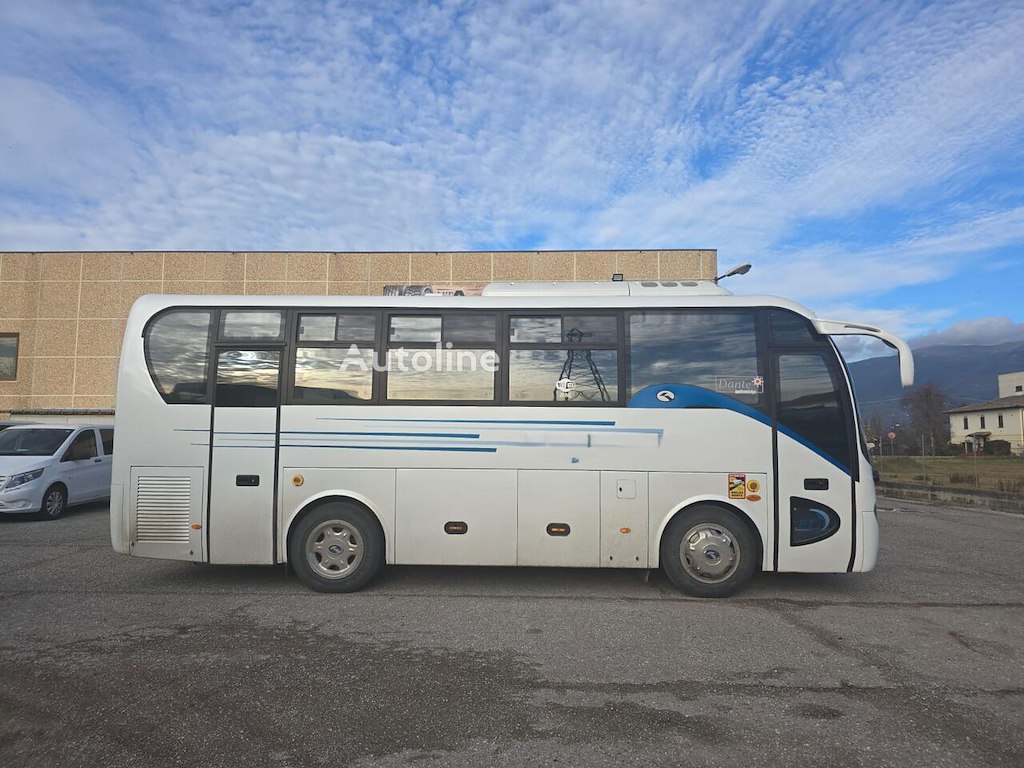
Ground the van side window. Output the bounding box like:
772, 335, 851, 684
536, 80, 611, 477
100, 429, 114, 455
64, 430, 98, 461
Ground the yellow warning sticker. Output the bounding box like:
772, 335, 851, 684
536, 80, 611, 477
728, 473, 747, 499
746, 478, 760, 494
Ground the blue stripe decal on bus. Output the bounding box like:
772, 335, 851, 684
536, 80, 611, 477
281, 430, 481, 439
280, 444, 497, 453
629, 384, 850, 475
317, 417, 618, 427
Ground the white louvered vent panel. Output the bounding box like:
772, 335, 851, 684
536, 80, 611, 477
135, 476, 192, 543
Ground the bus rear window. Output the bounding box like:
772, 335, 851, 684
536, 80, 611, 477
145, 311, 212, 404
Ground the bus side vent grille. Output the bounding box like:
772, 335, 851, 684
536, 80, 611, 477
135, 476, 192, 543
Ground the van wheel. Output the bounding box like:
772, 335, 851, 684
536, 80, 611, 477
289, 503, 384, 592
660, 505, 757, 598
39, 485, 68, 520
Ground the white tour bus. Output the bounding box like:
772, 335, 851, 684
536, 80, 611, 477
110, 279, 913, 597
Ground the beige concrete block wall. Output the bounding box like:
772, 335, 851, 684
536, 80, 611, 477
0, 249, 715, 415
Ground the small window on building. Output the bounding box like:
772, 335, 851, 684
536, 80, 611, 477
1017, 385, 1022, 392
980, 416, 986, 429
998, 414, 1004, 429
0, 333, 18, 381
963, 417, 969, 430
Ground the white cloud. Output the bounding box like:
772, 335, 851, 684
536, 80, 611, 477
910, 317, 1024, 349
0, 0, 1022, 343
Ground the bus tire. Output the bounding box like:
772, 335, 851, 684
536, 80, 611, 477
289, 502, 384, 593
660, 505, 757, 598
37, 484, 68, 520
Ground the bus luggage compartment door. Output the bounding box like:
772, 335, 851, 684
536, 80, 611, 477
599, 472, 649, 568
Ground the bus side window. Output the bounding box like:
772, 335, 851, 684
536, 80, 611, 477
769, 309, 817, 345
145, 310, 213, 404
385, 313, 498, 402
293, 312, 378, 403
776, 353, 852, 469
507, 315, 620, 403
216, 350, 281, 407
629, 310, 764, 409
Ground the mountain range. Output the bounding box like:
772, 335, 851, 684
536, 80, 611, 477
846, 339, 1024, 425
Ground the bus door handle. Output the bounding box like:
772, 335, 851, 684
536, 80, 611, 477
236, 475, 260, 487
803, 478, 829, 491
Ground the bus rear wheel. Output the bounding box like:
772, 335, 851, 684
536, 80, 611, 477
660, 505, 757, 598
289, 503, 384, 593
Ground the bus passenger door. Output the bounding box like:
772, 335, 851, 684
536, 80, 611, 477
208, 349, 281, 565
774, 352, 855, 572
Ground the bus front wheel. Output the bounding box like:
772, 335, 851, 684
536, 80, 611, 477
289, 502, 384, 592
660, 505, 757, 598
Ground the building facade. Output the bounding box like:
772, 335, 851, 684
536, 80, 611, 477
0, 249, 716, 417
947, 370, 1024, 455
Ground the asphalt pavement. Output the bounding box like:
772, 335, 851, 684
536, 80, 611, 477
1, 499, 1022, 767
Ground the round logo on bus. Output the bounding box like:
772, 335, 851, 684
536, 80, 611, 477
656, 390, 675, 402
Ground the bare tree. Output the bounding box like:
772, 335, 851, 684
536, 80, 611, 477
901, 383, 951, 456
863, 410, 884, 452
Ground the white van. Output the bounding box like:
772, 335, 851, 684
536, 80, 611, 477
0, 425, 114, 520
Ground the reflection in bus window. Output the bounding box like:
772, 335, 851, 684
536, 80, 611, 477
294, 348, 374, 402
510, 315, 617, 345
389, 316, 441, 343
336, 314, 377, 342
510, 317, 561, 344
298, 315, 336, 342
508, 349, 618, 402
146, 311, 212, 404
777, 353, 851, 468
770, 309, 817, 345
444, 313, 497, 344
629, 311, 761, 405
386, 349, 495, 401
221, 311, 284, 340
215, 350, 280, 407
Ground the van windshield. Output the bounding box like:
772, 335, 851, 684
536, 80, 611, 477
0, 429, 73, 456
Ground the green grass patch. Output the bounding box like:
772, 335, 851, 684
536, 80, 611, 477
875, 455, 1024, 493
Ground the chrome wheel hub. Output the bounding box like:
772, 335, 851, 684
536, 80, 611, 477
680, 524, 740, 583
306, 520, 364, 579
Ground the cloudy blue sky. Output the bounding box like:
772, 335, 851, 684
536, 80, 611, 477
1, 0, 1022, 347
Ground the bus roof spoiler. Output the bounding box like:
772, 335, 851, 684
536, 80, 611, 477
813, 319, 915, 388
